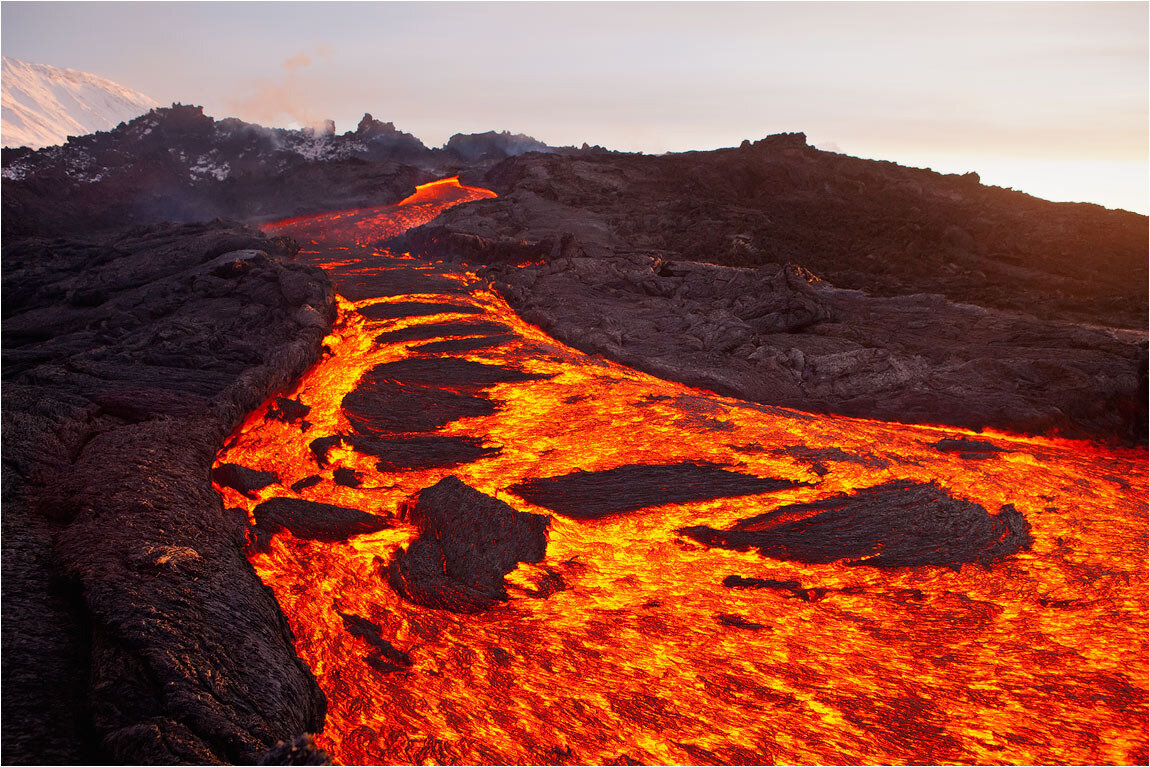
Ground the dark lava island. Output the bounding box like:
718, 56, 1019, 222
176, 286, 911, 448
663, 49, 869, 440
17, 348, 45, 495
2, 105, 1146, 764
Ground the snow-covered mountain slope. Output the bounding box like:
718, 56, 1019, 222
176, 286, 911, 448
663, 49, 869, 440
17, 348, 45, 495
1, 56, 159, 148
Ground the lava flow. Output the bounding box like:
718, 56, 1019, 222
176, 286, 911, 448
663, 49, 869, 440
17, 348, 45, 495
214, 177, 1148, 765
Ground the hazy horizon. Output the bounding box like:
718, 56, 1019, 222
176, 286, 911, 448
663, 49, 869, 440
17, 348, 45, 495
3, 1, 1146, 213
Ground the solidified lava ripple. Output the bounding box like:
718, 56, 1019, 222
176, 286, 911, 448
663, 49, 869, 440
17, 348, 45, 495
215, 177, 1149, 765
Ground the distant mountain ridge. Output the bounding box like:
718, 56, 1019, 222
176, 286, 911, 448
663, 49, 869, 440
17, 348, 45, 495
0, 103, 560, 237
1, 56, 159, 149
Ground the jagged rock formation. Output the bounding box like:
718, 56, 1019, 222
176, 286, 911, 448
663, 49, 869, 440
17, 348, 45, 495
388, 477, 551, 613
1, 105, 434, 237
1, 221, 335, 763
445, 129, 555, 162
1, 104, 559, 238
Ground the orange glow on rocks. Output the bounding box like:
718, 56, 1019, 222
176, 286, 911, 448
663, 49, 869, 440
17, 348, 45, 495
214, 180, 1148, 765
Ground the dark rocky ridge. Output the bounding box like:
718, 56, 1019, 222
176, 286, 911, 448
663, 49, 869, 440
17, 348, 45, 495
436, 133, 1146, 330
1, 104, 559, 239
484, 254, 1146, 442
2, 221, 335, 763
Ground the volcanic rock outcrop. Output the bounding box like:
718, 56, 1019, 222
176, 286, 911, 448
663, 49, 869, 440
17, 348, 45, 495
681, 479, 1033, 569
388, 477, 551, 614
512, 461, 805, 519
484, 253, 1146, 442
2, 221, 335, 763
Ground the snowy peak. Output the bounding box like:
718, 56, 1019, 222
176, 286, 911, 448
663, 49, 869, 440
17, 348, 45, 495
1, 56, 159, 149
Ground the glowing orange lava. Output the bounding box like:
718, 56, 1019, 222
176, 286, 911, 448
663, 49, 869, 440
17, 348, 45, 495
216, 179, 1148, 765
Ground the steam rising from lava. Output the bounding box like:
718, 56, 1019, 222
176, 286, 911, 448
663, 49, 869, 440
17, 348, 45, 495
228, 46, 335, 133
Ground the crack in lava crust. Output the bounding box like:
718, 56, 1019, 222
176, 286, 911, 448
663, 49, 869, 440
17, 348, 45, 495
214, 177, 1149, 765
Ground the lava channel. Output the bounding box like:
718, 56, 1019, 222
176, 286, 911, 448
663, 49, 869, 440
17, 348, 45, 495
213, 176, 1149, 765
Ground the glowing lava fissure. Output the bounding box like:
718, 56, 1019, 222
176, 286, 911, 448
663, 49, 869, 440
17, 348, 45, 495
214, 176, 1148, 765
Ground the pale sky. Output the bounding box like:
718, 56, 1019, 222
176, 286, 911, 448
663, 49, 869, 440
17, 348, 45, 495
2, 1, 1147, 212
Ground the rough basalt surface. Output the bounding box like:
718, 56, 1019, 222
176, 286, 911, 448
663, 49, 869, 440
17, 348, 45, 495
442, 134, 1147, 330
511, 462, 806, 519
485, 254, 1146, 443
250, 497, 391, 552
2, 221, 335, 763
347, 434, 501, 472
388, 476, 551, 614
681, 479, 1034, 569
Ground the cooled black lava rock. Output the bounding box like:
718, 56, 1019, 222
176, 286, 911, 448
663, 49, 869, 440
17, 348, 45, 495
722, 575, 803, 592
374, 320, 511, 345
267, 397, 311, 424
388, 476, 550, 613
348, 434, 500, 471
290, 475, 322, 492
256, 734, 332, 766
357, 300, 483, 320
681, 480, 1033, 569
721, 574, 826, 601
328, 267, 466, 300
2, 220, 333, 763
308, 435, 344, 466
409, 334, 519, 354
511, 462, 806, 519
365, 357, 543, 388
932, 437, 1009, 459
341, 358, 541, 435
337, 611, 413, 673
332, 467, 363, 487
251, 497, 390, 551
342, 380, 497, 435
212, 463, 279, 498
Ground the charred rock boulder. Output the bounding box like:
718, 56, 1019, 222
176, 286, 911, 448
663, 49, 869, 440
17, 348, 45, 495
388, 476, 550, 613
213, 463, 279, 498
250, 497, 390, 552
681, 480, 1032, 570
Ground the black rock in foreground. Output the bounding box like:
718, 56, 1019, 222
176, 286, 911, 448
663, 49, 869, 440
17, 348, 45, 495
388, 476, 550, 613
681, 479, 1033, 569
2, 221, 335, 763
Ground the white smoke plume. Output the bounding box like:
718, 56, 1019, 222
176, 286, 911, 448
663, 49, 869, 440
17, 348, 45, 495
227, 46, 333, 132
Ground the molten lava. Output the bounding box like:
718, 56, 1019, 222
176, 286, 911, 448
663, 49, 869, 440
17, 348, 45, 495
215, 177, 1148, 765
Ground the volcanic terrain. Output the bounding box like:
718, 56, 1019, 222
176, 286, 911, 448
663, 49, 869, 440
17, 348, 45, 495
2, 106, 1146, 765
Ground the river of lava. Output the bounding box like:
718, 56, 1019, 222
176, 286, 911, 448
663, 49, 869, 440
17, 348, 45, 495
214, 177, 1148, 765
